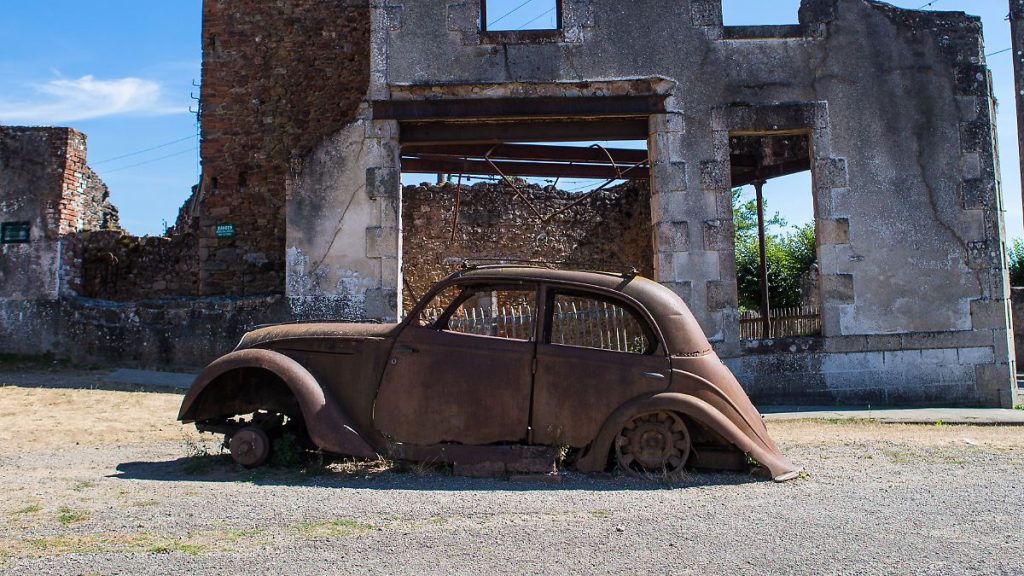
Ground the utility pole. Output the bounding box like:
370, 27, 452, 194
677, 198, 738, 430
753, 179, 772, 338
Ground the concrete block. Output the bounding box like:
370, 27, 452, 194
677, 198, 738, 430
655, 221, 689, 253
365, 226, 398, 259
961, 152, 981, 181
823, 335, 867, 353
706, 280, 736, 311
920, 347, 959, 366
821, 274, 855, 304
814, 158, 848, 189
700, 161, 730, 192
652, 191, 689, 223
650, 132, 684, 165
649, 113, 684, 135
652, 161, 688, 193
702, 219, 733, 251
821, 351, 885, 373
970, 299, 1010, 330
818, 218, 850, 245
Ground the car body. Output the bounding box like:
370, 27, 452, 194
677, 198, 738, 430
178, 266, 801, 481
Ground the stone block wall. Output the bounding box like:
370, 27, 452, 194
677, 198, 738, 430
197, 0, 371, 297
401, 180, 654, 310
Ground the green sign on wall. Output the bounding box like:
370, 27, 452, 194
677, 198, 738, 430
215, 224, 235, 239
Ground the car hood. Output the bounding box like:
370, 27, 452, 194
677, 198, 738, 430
236, 322, 401, 350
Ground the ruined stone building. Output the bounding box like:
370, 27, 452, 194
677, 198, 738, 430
0, 0, 1020, 407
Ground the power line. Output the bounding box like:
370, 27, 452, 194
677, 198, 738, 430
917, 0, 941, 9
489, 0, 537, 28
97, 147, 198, 174
90, 135, 196, 165
520, 6, 552, 29
987, 47, 1012, 57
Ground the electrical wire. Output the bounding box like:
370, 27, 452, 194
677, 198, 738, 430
488, 0, 537, 28
90, 135, 196, 165
917, 0, 941, 9
97, 147, 198, 174
516, 6, 557, 29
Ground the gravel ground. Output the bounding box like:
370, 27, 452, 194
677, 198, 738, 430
1, 373, 1022, 575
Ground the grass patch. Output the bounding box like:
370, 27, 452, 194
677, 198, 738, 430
148, 540, 206, 556
181, 433, 214, 475
589, 509, 613, 519
293, 518, 374, 539
1014, 404, 1023, 411
72, 481, 96, 492
11, 504, 42, 516
56, 506, 89, 526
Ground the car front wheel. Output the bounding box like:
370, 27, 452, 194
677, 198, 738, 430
615, 411, 691, 479
228, 425, 272, 468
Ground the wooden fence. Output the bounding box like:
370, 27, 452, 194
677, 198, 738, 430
739, 305, 821, 340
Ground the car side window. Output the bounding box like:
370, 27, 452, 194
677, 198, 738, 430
422, 284, 538, 341
549, 293, 653, 354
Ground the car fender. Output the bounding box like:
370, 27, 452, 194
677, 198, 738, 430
178, 348, 379, 460
576, 391, 802, 482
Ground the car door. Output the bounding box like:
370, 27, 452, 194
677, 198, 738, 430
373, 282, 538, 445
531, 287, 671, 447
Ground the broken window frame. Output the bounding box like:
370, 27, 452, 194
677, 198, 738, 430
480, 0, 563, 33
0, 221, 31, 244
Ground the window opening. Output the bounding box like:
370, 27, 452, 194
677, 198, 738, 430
428, 286, 538, 341
482, 0, 561, 32
0, 222, 30, 244
730, 135, 819, 340
399, 136, 653, 316
549, 293, 652, 354
721, 0, 800, 26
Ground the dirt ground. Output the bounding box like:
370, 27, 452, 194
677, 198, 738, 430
1, 373, 1022, 575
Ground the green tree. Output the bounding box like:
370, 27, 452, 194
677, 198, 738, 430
732, 189, 817, 311
1009, 239, 1024, 287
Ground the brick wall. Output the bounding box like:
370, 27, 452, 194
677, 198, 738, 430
197, 0, 371, 296
401, 180, 654, 311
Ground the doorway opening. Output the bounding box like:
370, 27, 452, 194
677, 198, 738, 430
399, 128, 653, 316
729, 133, 820, 340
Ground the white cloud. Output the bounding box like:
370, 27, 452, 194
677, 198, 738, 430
0, 75, 185, 124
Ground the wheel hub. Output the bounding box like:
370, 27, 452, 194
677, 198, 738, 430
615, 411, 691, 477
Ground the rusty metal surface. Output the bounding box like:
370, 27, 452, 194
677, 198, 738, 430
178, 348, 379, 460
179, 267, 799, 481
374, 325, 534, 445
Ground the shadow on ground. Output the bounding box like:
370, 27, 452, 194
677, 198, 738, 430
111, 454, 762, 492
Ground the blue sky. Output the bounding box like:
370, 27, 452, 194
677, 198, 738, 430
1, 0, 1020, 241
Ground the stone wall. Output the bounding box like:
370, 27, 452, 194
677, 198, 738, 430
69, 231, 199, 300
0, 127, 118, 301
0, 296, 288, 369
401, 180, 654, 310
196, 0, 371, 296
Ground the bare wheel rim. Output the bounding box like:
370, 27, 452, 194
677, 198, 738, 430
615, 411, 691, 477
228, 426, 271, 468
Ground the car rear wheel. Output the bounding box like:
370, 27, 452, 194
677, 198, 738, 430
615, 411, 691, 479
228, 425, 272, 468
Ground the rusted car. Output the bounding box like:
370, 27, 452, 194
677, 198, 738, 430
178, 266, 801, 481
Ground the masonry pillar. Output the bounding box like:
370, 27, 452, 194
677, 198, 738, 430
285, 112, 402, 322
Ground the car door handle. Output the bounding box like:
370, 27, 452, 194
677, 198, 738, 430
396, 345, 418, 354
642, 372, 666, 380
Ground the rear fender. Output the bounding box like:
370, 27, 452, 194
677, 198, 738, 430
576, 392, 801, 482
178, 348, 379, 460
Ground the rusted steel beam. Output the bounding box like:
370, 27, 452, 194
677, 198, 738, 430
402, 143, 649, 165
373, 95, 666, 121
399, 119, 650, 144
753, 179, 772, 337
731, 160, 810, 187
401, 157, 649, 180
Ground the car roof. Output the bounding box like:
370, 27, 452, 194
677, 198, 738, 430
443, 266, 714, 356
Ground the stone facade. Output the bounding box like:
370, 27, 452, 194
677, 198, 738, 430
402, 180, 654, 310
196, 0, 371, 296
274, 0, 1014, 406
0, 0, 1019, 407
